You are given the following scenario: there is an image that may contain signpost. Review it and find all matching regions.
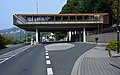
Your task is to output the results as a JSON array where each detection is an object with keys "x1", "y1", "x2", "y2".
[{"x1": 117, "y1": 0, "x2": 120, "y2": 53}]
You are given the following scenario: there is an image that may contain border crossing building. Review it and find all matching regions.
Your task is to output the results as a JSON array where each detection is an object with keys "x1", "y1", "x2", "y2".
[{"x1": 13, "y1": 13, "x2": 109, "y2": 43}]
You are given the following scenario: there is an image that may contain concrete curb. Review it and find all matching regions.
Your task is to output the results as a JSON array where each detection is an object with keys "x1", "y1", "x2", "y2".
[{"x1": 71, "y1": 47, "x2": 92, "y2": 75}]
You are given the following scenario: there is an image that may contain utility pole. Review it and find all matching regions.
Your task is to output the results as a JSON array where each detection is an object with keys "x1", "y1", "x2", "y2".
[
  {"x1": 117, "y1": 0, "x2": 120, "y2": 53},
  {"x1": 36, "y1": 1, "x2": 38, "y2": 14}
]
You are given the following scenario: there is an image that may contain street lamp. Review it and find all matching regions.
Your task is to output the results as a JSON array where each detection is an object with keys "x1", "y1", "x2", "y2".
[{"x1": 117, "y1": 0, "x2": 120, "y2": 53}]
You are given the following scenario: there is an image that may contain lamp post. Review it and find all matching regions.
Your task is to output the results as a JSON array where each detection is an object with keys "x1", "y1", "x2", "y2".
[{"x1": 117, "y1": 0, "x2": 120, "y2": 53}]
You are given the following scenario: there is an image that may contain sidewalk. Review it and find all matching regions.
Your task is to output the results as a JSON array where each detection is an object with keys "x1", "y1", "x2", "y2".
[{"x1": 71, "y1": 43, "x2": 120, "y2": 75}]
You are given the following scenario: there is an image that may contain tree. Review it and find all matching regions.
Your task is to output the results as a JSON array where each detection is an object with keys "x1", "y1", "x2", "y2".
[
  {"x1": 112, "y1": 0, "x2": 120, "y2": 23},
  {"x1": 60, "y1": 0, "x2": 113, "y2": 25},
  {"x1": 54, "y1": 32, "x2": 67, "y2": 41},
  {"x1": 2, "y1": 34, "x2": 16, "y2": 45},
  {"x1": 0, "y1": 34, "x2": 5, "y2": 49},
  {"x1": 60, "y1": 0, "x2": 79, "y2": 14}
]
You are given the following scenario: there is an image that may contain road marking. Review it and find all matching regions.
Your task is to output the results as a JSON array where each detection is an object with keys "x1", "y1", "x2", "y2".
[
  {"x1": 46, "y1": 60, "x2": 51, "y2": 64},
  {"x1": 0, "y1": 45, "x2": 31, "y2": 64},
  {"x1": 46, "y1": 53, "x2": 48, "y2": 55},
  {"x1": 47, "y1": 68, "x2": 53, "y2": 75},
  {"x1": 46, "y1": 56, "x2": 49, "y2": 59},
  {"x1": 46, "y1": 51, "x2": 48, "y2": 53},
  {"x1": 45, "y1": 51, "x2": 53, "y2": 75}
]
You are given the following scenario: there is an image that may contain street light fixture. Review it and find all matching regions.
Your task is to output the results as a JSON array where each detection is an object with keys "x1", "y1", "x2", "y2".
[{"x1": 117, "y1": 0, "x2": 120, "y2": 53}]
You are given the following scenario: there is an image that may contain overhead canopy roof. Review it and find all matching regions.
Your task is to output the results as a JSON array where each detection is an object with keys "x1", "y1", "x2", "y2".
[{"x1": 13, "y1": 13, "x2": 109, "y2": 32}]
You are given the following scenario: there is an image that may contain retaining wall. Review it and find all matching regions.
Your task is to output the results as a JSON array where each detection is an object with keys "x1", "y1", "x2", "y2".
[{"x1": 86, "y1": 32, "x2": 118, "y2": 43}]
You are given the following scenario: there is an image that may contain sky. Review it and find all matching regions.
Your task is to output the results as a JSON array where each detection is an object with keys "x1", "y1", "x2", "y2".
[{"x1": 0, "y1": 0, "x2": 67, "y2": 30}]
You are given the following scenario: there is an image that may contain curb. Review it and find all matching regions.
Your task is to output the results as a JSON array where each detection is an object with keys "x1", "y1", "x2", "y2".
[{"x1": 71, "y1": 47, "x2": 93, "y2": 75}]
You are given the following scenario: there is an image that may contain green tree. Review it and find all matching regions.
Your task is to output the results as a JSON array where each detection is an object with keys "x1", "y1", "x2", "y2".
[
  {"x1": 112, "y1": 0, "x2": 120, "y2": 23},
  {"x1": 54, "y1": 32, "x2": 67, "y2": 41},
  {"x1": 60, "y1": 0, "x2": 113, "y2": 24},
  {"x1": 60, "y1": 0, "x2": 79, "y2": 14},
  {"x1": 2, "y1": 34, "x2": 16, "y2": 45},
  {"x1": 0, "y1": 34, "x2": 5, "y2": 49}
]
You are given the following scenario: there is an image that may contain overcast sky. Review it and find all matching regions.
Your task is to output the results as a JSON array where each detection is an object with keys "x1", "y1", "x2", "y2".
[{"x1": 0, "y1": 0, "x2": 67, "y2": 30}]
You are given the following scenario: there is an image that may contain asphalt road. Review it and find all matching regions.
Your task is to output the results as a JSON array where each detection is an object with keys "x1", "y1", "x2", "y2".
[
  {"x1": 0, "y1": 44, "x2": 28, "y2": 55},
  {"x1": 0, "y1": 45, "x2": 46, "y2": 75},
  {"x1": 48, "y1": 43, "x2": 95, "y2": 75},
  {"x1": 0, "y1": 43, "x2": 95, "y2": 75}
]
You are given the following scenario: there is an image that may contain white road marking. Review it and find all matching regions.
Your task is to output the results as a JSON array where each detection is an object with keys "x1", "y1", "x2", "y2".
[
  {"x1": 46, "y1": 51, "x2": 48, "y2": 53},
  {"x1": 46, "y1": 60, "x2": 51, "y2": 64},
  {"x1": 47, "y1": 68, "x2": 53, "y2": 75},
  {"x1": 0, "y1": 45, "x2": 31, "y2": 64},
  {"x1": 46, "y1": 53, "x2": 48, "y2": 55},
  {"x1": 46, "y1": 56, "x2": 49, "y2": 59}
]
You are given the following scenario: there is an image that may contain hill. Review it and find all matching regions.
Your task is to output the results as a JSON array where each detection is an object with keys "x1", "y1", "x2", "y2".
[{"x1": 0, "y1": 27, "x2": 35, "y2": 40}]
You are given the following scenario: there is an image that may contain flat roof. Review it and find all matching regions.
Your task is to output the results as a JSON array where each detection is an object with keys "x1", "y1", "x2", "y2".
[{"x1": 15, "y1": 13, "x2": 108, "y2": 16}]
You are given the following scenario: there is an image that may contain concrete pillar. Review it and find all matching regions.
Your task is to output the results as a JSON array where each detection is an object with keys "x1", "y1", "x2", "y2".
[
  {"x1": 68, "y1": 31, "x2": 72, "y2": 41},
  {"x1": 79, "y1": 31, "x2": 81, "y2": 42},
  {"x1": 83, "y1": 28, "x2": 86, "y2": 42},
  {"x1": 74, "y1": 31, "x2": 77, "y2": 42},
  {"x1": 36, "y1": 28, "x2": 39, "y2": 44},
  {"x1": 71, "y1": 31, "x2": 74, "y2": 42},
  {"x1": 77, "y1": 31, "x2": 79, "y2": 42},
  {"x1": 38, "y1": 32, "x2": 40, "y2": 43}
]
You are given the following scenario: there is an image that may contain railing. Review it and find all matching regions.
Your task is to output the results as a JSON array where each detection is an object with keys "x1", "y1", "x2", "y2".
[
  {"x1": 14, "y1": 14, "x2": 108, "y2": 25},
  {"x1": 13, "y1": 15, "x2": 26, "y2": 24}
]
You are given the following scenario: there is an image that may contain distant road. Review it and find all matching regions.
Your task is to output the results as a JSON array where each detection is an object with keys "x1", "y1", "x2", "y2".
[{"x1": 0, "y1": 43, "x2": 95, "y2": 75}]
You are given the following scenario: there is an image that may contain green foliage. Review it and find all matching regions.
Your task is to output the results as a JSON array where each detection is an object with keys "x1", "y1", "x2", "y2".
[
  {"x1": 0, "y1": 34, "x2": 5, "y2": 49},
  {"x1": 60, "y1": 0, "x2": 114, "y2": 25},
  {"x1": 60, "y1": 0, "x2": 113, "y2": 14},
  {"x1": 106, "y1": 41, "x2": 120, "y2": 51},
  {"x1": 2, "y1": 34, "x2": 24, "y2": 45},
  {"x1": 14, "y1": 40, "x2": 24, "y2": 44},
  {"x1": 111, "y1": 0, "x2": 120, "y2": 22},
  {"x1": 3, "y1": 34, "x2": 16, "y2": 45},
  {"x1": 54, "y1": 32, "x2": 67, "y2": 41},
  {"x1": 49, "y1": 38, "x2": 54, "y2": 41},
  {"x1": 60, "y1": 0, "x2": 79, "y2": 14}
]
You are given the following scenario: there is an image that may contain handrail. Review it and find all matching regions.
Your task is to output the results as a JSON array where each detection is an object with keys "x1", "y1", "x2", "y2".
[{"x1": 14, "y1": 15, "x2": 26, "y2": 24}]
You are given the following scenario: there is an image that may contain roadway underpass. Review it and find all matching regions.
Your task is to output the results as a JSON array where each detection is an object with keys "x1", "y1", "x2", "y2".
[
  {"x1": 0, "y1": 42, "x2": 95, "y2": 75},
  {"x1": 13, "y1": 13, "x2": 109, "y2": 43}
]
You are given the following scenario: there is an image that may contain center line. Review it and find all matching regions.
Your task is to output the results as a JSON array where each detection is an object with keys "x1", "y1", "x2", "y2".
[
  {"x1": 46, "y1": 51, "x2": 48, "y2": 53},
  {"x1": 47, "y1": 68, "x2": 53, "y2": 75},
  {"x1": 46, "y1": 56, "x2": 49, "y2": 59},
  {"x1": 46, "y1": 53, "x2": 48, "y2": 55},
  {"x1": 46, "y1": 60, "x2": 51, "y2": 64}
]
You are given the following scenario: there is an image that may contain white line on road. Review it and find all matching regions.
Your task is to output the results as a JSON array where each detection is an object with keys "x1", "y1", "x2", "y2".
[
  {"x1": 47, "y1": 68, "x2": 53, "y2": 75},
  {"x1": 46, "y1": 56, "x2": 50, "y2": 59},
  {"x1": 46, "y1": 60, "x2": 51, "y2": 64},
  {"x1": 46, "y1": 51, "x2": 48, "y2": 53},
  {"x1": 46, "y1": 53, "x2": 48, "y2": 55},
  {"x1": 0, "y1": 45, "x2": 31, "y2": 64}
]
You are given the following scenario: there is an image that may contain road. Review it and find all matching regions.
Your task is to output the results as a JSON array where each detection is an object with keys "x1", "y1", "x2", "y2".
[{"x1": 0, "y1": 43, "x2": 95, "y2": 75}]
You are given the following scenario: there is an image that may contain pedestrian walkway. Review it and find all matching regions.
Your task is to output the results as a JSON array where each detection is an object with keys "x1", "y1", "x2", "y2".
[{"x1": 71, "y1": 43, "x2": 120, "y2": 75}]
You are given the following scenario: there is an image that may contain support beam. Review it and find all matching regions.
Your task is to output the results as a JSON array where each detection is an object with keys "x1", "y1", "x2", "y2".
[
  {"x1": 68, "y1": 31, "x2": 72, "y2": 41},
  {"x1": 38, "y1": 32, "x2": 40, "y2": 43},
  {"x1": 83, "y1": 28, "x2": 86, "y2": 42},
  {"x1": 36, "y1": 28, "x2": 39, "y2": 44},
  {"x1": 79, "y1": 31, "x2": 81, "y2": 42}
]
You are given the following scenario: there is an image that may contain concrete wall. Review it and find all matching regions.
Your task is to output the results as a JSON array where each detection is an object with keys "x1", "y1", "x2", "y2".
[{"x1": 86, "y1": 32, "x2": 118, "y2": 43}]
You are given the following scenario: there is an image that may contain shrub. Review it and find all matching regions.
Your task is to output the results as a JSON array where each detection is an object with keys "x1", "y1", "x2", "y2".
[
  {"x1": 106, "y1": 41, "x2": 120, "y2": 51},
  {"x1": 0, "y1": 35, "x2": 5, "y2": 49}
]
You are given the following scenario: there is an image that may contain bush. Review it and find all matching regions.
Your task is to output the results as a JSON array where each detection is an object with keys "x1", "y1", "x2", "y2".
[
  {"x1": 106, "y1": 41, "x2": 120, "y2": 51},
  {"x1": 49, "y1": 38, "x2": 54, "y2": 41},
  {"x1": 0, "y1": 35, "x2": 5, "y2": 49},
  {"x1": 14, "y1": 40, "x2": 24, "y2": 44}
]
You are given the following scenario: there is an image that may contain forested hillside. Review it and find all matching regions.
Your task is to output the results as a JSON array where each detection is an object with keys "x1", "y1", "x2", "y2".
[
  {"x1": 57, "y1": 0, "x2": 119, "y2": 41},
  {"x1": 60, "y1": 0, "x2": 119, "y2": 23}
]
